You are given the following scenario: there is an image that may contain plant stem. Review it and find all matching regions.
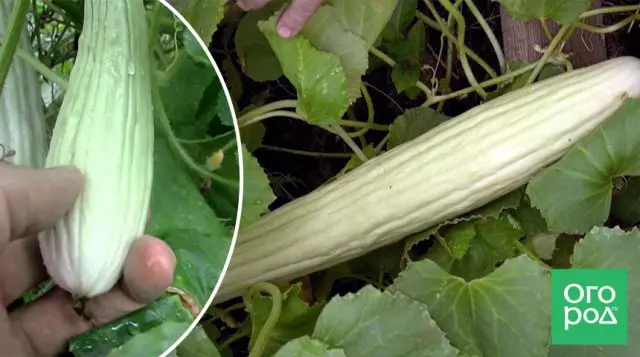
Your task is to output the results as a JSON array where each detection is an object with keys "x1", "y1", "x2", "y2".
[
  {"x1": 424, "y1": 61, "x2": 539, "y2": 106},
  {"x1": 540, "y1": 19, "x2": 554, "y2": 41},
  {"x1": 349, "y1": 83, "x2": 376, "y2": 138},
  {"x1": 178, "y1": 130, "x2": 236, "y2": 145},
  {"x1": 437, "y1": 0, "x2": 487, "y2": 99},
  {"x1": 14, "y1": 47, "x2": 68, "y2": 89},
  {"x1": 259, "y1": 145, "x2": 353, "y2": 158},
  {"x1": 237, "y1": 99, "x2": 298, "y2": 125},
  {"x1": 415, "y1": 11, "x2": 498, "y2": 78},
  {"x1": 369, "y1": 47, "x2": 433, "y2": 97},
  {"x1": 152, "y1": 83, "x2": 239, "y2": 188},
  {"x1": 526, "y1": 24, "x2": 571, "y2": 85},
  {"x1": 0, "y1": 0, "x2": 30, "y2": 98},
  {"x1": 580, "y1": 4, "x2": 640, "y2": 18},
  {"x1": 245, "y1": 283, "x2": 282, "y2": 357},
  {"x1": 329, "y1": 124, "x2": 368, "y2": 162},
  {"x1": 464, "y1": 0, "x2": 505, "y2": 74},
  {"x1": 574, "y1": 15, "x2": 639, "y2": 34}
]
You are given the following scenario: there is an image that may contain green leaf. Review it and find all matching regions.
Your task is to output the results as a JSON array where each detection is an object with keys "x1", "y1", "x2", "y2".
[
  {"x1": 388, "y1": 107, "x2": 449, "y2": 149},
  {"x1": 148, "y1": 136, "x2": 233, "y2": 307},
  {"x1": 391, "y1": 63, "x2": 420, "y2": 94},
  {"x1": 393, "y1": 255, "x2": 551, "y2": 357},
  {"x1": 329, "y1": 0, "x2": 401, "y2": 46},
  {"x1": 498, "y1": 0, "x2": 591, "y2": 24},
  {"x1": 172, "y1": 0, "x2": 226, "y2": 42},
  {"x1": 105, "y1": 321, "x2": 192, "y2": 357},
  {"x1": 176, "y1": 325, "x2": 222, "y2": 357},
  {"x1": 275, "y1": 336, "x2": 347, "y2": 357},
  {"x1": 69, "y1": 295, "x2": 193, "y2": 356},
  {"x1": 217, "y1": 89, "x2": 234, "y2": 126},
  {"x1": 428, "y1": 215, "x2": 524, "y2": 280},
  {"x1": 526, "y1": 98, "x2": 640, "y2": 234},
  {"x1": 159, "y1": 51, "x2": 216, "y2": 139},
  {"x1": 311, "y1": 285, "x2": 458, "y2": 357},
  {"x1": 404, "y1": 190, "x2": 523, "y2": 261},
  {"x1": 382, "y1": 0, "x2": 419, "y2": 42},
  {"x1": 249, "y1": 284, "x2": 325, "y2": 356},
  {"x1": 241, "y1": 146, "x2": 276, "y2": 227},
  {"x1": 548, "y1": 227, "x2": 640, "y2": 357},
  {"x1": 258, "y1": 14, "x2": 350, "y2": 124},
  {"x1": 612, "y1": 177, "x2": 640, "y2": 225},
  {"x1": 302, "y1": 5, "x2": 369, "y2": 103},
  {"x1": 234, "y1": 1, "x2": 285, "y2": 82},
  {"x1": 182, "y1": 29, "x2": 212, "y2": 66},
  {"x1": 240, "y1": 123, "x2": 266, "y2": 152}
]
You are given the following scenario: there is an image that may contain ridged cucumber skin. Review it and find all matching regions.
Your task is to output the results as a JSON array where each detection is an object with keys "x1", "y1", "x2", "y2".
[
  {"x1": 216, "y1": 56, "x2": 640, "y2": 303},
  {"x1": 38, "y1": 0, "x2": 154, "y2": 298},
  {"x1": 0, "y1": 0, "x2": 47, "y2": 168}
]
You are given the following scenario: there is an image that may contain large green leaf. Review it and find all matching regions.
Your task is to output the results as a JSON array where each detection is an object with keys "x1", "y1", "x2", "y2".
[
  {"x1": 258, "y1": 14, "x2": 349, "y2": 124},
  {"x1": 328, "y1": 0, "x2": 400, "y2": 45},
  {"x1": 176, "y1": 325, "x2": 222, "y2": 357},
  {"x1": 249, "y1": 284, "x2": 324, "y2": 356},
  {"x1": 302, "y1": 5, "x2": 369, "y2": 103},
  {"x1": 170, "y1": 0, "x2": 226, "y2": 42},
  {"x1": 498, "y1": 0, "x2": 591, "y2": 24},
  {"x1": 69, "y1": 295, "x2": 193, "y2": 356},
  {"x1": 527, "y1": 99, "x2": 640, "y2": 234},
  {"x1": 105, "y1": 321, "x2": 192, "y2": 357},
  {"x1": 548, "y1": 227, "x2": 640, "y2": 357},
  {"x1": 393, "y1": 256, "x2": 551, "y2": 357},
  {"x1": 234, "y1": 1, "x2": 285, "y2": 82},
  {"x1": 309, "y1": 286, "x2": 459, "y2": 357},
  {"x1": 274, "y1": 336, "x2": 346, "y2": 357},
  {"x1": 158, "y1": 51, "x2": 217, "y2": 139}
]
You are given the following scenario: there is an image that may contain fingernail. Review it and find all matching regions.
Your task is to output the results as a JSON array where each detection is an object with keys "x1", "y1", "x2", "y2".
[{"x1": 277, "y1": 24, "x2": 293, "y2": 38}]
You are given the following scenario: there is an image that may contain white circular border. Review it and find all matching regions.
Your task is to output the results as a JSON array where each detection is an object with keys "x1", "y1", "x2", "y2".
[{"x1": 154, "y1": 1, "x2": 244, "y2": 356}]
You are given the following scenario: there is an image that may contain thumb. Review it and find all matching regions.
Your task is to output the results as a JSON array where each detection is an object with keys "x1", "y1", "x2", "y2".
[{"x1": 276, "y1": 0, "x2": 324, "y2": 38}]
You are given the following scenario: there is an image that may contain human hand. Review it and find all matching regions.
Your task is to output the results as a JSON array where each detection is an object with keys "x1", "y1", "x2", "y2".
[
  {"x1": 0, "y1": 163, "x2": 176, "y2": 356},
  {"x1": 237, "y1": 0, "x2": 324, "y2": 38}
]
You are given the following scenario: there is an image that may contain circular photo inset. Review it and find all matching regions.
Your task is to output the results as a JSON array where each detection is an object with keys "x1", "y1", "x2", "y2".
[{"x1": 0, "y1": 0, "x2": 241, "y2": 356}]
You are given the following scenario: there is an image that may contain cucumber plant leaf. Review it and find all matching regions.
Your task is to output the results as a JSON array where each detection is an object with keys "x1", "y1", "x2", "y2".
[
  {"x1": 277, "y1": 285, "x2": 458, "y2": 357},
  {"x1": 389, "y1": 21, "x2": 425, "y2": 93},
  {"x1": 526, "y1": 98, "x2": 640, "y2": 234},
  {"x1": 611, "y1": 177, "x2": 640, "y2": 225},
  {"x1": 170, "y1": 0, "x2": 226, "y2": 42},
  {"x1": 234, "y1": 0, "x2": 285, "y2": 82},
  {"x1": 302, "y1": 5, "x2": 369, "y2": 103},
  {"x1": 258, "y1": 14, "x2": 349, "y2": 124},
  {"x1": 175, "y1": 325, "x2": 222, "y2": 357},
  {"x1": 392, "y1": 255, "x2": 551, "y2": 357},
  {"x1": 388, "y1": 106, "x2": 449, "y2": 149},
  {"x1": 274, "y1": 336, "x2": 346, "y2": 357},
  {"x1": 381, "y1": 0, "x2": 419, "y2": 42},
  {"x1": 498, "y1": 0, "x2": 591, "y2": 25},
  {"x1": 241, "y1": 145, "x2": 277, "y2": 227},
  {"x1": 328, "y1": 0, "x2": 400, "y2": 46},
  {"x1": 427, "y1": 215, "x2": 524, "y2": 281},
  {"x1": 548, "y1": 227, "x2": 640, "y2": 357},
  {"x1": 249, "y1": 284, "x2": 325, "y2": 356},
  {"x1": 69, "y1": 295, "x2": 193, "y2": 356},
  {"x1": 104, "y1": 321, "x2": 192, "y2": 357}
]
